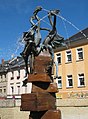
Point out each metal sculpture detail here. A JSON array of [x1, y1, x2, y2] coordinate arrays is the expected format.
[[20, 7, 63, 119], [20, 6, 66, 79]]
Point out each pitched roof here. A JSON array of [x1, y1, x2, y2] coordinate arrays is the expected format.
[[54, 27, 88, 52], [68, 27, 88, 41], [0, 56, 24, 73]]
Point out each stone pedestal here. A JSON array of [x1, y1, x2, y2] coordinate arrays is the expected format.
[[20, 55, 61, 119]]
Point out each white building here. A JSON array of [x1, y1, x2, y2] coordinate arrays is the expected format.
[[0, 57, 32, 99], [0, 60, 8, 98]]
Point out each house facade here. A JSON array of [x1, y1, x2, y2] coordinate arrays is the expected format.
[[0, 57, 32, 99], [0, 60, 8, 98], [0, 27, 88, 99], [0, 51, 50, 99], [54, 28, 88, 99]]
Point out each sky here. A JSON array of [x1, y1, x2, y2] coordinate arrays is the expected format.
[[0, 0, 88, 62]]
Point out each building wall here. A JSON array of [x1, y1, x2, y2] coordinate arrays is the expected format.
[[7, 68, 32, 98], [0, 74, 7, 97], [54, 43, 88, 98], [7, 69, 25, 96]]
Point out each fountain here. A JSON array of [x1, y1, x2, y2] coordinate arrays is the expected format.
[[20, 6, 65, 119], [19, 6, 88, 119], [15, 7, 88, 58]]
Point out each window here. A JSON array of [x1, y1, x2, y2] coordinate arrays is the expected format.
[[1, 75, 2, 79], [17, 70, 20, 79], [0, 89, 2, 93], [11, 86, 14, 94], [77, 48, 83, 60], [4, 89, 6, 93], [56, 76, 62, 89], [4, 74, 6, 78], [78, 73, 85, 87], [66, 50, 72, 62], [56, 53, 61, 64], [66, 75, 73, 87]]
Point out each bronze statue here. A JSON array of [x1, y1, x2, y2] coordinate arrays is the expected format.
[[20, 7, 63, 119], [20, 6, 66, 79], [42, 10, 64, 63], [20, 6, 43, 76]]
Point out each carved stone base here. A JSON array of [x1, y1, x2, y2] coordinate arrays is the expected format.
[[41, 110, 61, 119], [20, 54, 61, 119], [28, 74, 51, 82], [32, 82, 58, 93], [21, 92, 56, 111], [29, 110, 61, 119]]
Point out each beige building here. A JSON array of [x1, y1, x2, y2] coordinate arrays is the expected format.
[[0, 28, 88, 99], [54, 27, 88, 99]]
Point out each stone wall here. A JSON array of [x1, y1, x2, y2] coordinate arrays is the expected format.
[[56, 99, 88, 119], [0, 107, 29, 119], [0, 99, 29, 119], [0, 99, 21, 107], [0, 99, 88, 119], [56, 98, 88, 107]]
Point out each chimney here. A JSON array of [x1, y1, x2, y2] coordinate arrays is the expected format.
[[2, 59, 4, 64]]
